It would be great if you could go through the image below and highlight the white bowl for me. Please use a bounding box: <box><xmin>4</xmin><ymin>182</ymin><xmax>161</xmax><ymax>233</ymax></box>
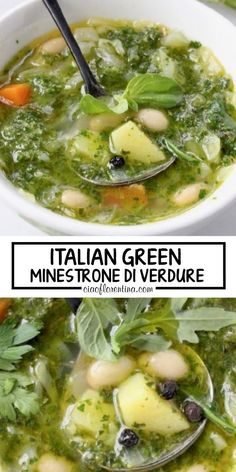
<box><xmin>0</xmin><ymin>0</ymin><xmax>236</xmax><ymax>235</ymax></box>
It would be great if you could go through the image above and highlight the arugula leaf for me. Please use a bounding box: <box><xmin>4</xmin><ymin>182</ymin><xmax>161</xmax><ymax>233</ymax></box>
<box><xmin>111</xmin><ymin>318</ymin><xmax>149</xmax><ymax>354</ymax></box>
<box><xmin>125</xmin><ymin>298</ymin><xmax>151</xmax><ymax>322</ymax></box>
<box><xmin>0</xmin><ymin>320</ymin><xmax>41</xmax><ymax>371</ymax></box>
<box><xmin>163</xmin><ymin>138</ymin><xmax>202</xmax><ymax>164</ymax></box>
<box><xmin>144</xmin><ymin>302</ymin><xmax>178</xmax><ymax>340</ymax></box>
<box><xmin>171</xmin><ymin>299</ymin><xmax>188</xmax><ymax>313</ymax></box>
<box><xmin>76</xmin><ymin>299</ymin><xmax>119</xmax><ymax>362</ymax></box>
<box><xmin>175</xmin><ymin>307</ymin><xmax>236</xmax><ymax>343</ymax></box>
<box><xmin>129</xmin><ymin>333</ymin><xmax>171</xmax><ymax>352</ymax></box>
<box><xmin>0</xmin><ymin>372</ymin><xmax>40</xmax><ymax>421</ymax></box>
<box><xmin>124</xmin><ymin>74</ymin><xmax>183</xmax><ymax>109</ymax></box>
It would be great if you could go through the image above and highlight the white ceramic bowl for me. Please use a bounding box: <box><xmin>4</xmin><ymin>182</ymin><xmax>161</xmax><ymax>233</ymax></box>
<box><xmin>0</xmin><ymin>0</ymin><xmax>236</xmax><ymax>235</ymax></box>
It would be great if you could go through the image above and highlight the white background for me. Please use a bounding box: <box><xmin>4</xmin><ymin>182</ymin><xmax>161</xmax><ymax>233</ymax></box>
<box><xmin>0</xmin><ymin>1</ymin><xmax>236</xmax><ymax>235</ymax></box>
<box><xmin>0</xmin><ymin>236</ymin><xmax>229</xmax><ymax>297</ymax></box>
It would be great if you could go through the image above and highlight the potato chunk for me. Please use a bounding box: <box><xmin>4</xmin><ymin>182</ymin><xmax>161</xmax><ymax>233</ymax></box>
<box><xmin>37</xmin><ymin>453</ymin><xmax>74</xmax><ymax>472</ymax></box>
<box><xmin>110</xmin><ymin>121</ymin><xmax>166</xmax><ymax>163</ymax></box>
<box><xmin>65</xmin><ymin>389</ymin><xmax>117</xmax><ymax>441</ymax></box>
<box><xmin>118</xmin><ymin>373</ymin><xmax>189</xmax><ymax>435</ymax></box>
<box><xmin>187</xmin><ymin>466</ymin><xmax>208</xmax><ymax>472</ymax></box>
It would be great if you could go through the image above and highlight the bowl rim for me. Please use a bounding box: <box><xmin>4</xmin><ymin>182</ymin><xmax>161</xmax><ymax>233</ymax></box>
<box><xmin>0</xmin><ymin>0</ymin><xmax>236</xmax><ymax>235</ymax></box>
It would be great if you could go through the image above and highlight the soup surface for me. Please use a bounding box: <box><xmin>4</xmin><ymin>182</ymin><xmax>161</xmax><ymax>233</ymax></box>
<box><xmin>0</xmin><ymin>19</ymin><xmax>236</xmax><ymax>225</ymax></box>
<box><xmin>1</xmin><ymin>298</ymin><xmax>236</xmax><ymax>472</ymax></box>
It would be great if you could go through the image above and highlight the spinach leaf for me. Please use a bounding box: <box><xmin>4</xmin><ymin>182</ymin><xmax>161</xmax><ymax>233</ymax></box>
<box><xmin>124</xmin><ymin>74</ymin><xmax>183</xmax><ymax>109</ymax></box>
<box><xmin>175</xmin><ymin>307</ymin><xmax>236</xmax><ymax>343</ymax></box>
<box><xmin>76</xmin><ymin>299</ymin><xmax>119</xmax><ymax>362</ymax></box>
<box><xmin>163</xmin><ymin>138</ymin><xmax>202</xmax><ymax>164</ymax></box>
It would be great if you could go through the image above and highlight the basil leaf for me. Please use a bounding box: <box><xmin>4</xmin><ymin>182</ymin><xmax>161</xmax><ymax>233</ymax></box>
<box><xmin>124</xmin><ymin>74</ymin><xmax>183</xmax><ymax>109</ymax></box>
<box><xmin>176</xmin><ymin>307</ymin><xmax>236</xmax><ymax>343</ymax></box>
<box><xmin>163</xmin><ymin>138</ymin><xmax>202</xmax><ymax>163</ymax></box>
<box><xmin>79</xmin><ymin>95</ymin><xmax>110</xmax><ymax>115</ymax></box>
<box><xmin>76</xmin><ymin>299</ymin><xmax>118</xmax><ymax>361</ymax></box>
<box><xmin>79</xmin><ymin>94</ymin><xmax>129</xmax><ymax>115</ymax></box>
<box><xmin>129</xmin><ymin>333</ymin><xmax>171</xmax><ymax>352</ymax></box>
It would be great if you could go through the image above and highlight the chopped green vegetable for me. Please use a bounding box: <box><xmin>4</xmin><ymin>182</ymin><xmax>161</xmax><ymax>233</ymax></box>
<box><xmin>163</xmin><ymin>138</ymin><xmax>203</xmax><ymax>164</ymax></box>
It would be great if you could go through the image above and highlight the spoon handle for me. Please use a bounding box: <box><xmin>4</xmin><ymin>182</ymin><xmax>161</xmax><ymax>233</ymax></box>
<box><xmin>66</xmin><ymin>298</ymin><xmax>82</xmax><ymax>313</ymax></box>
<box><xmin>42</xmin><ymin>0</ymin><xmax>105</xmax><ymax>97</ymax></box>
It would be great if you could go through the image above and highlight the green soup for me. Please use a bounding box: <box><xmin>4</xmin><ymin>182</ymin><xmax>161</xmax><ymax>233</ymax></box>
<box><xmin>0</xmin><ymin>18</ymin><xmax>236</xmax><ymax>226</ymax></box>
<box><xmin>1</xmin><ymin>298</ymin><xmax>236</xmax><ymax>472</ymax></box>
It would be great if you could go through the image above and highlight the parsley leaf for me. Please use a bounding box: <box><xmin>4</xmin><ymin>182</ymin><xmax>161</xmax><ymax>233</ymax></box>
<box><xmin>0</xmin><ymin>372</ymin><xmax>39</xmax><ymax>421</ymax></box>
<box><xmin>0</xmin><ymin>319</ymin><xmax>41</xmax><ymax>371</ymax></box>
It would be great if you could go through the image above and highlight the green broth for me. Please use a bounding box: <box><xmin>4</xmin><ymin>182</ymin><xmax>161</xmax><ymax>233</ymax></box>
<box><xmin>1</xmin><ymin>298</ymin><xmax>236</xmax><ymax>471</ymax></box>
<box><xmin>0</xmin><ymin>19</ymin><xmax>236</xmax><ymax>225</ymax></box>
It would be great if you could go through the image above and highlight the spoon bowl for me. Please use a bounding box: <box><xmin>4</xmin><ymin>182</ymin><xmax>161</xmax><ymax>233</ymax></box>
<box><xmin>72</xmin><ymin>156</ymin><xmax>176</xmax><ymax>187</ymax></box>
<box><xmin>64</xmin><ymin>306</ymin><xmax>214</xmax><ymax>472</ymax></box>
<box><xmin>100</xmin><ymin>346</ymin><xmax>214</xmax><ymax>471</ymax></box>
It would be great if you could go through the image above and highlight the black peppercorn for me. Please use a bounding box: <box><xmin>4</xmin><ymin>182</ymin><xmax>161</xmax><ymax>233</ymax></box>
<box><xmin>183</xmin><ymin>401</ymin><xmax>204</xmax><ymax>423</ymax></box>
<box><xmin>109</xmin><ymin>156</ymin><xmax>125</xmax><ymax>168</ymax></box>
<box><xmin>159</xmin><ymin>380</ymin><xmax>179</xmax><ymax>400</ymax></box>
<box><xmin>118</xmin><ymin>428</ymin><xmax>139</xmax><ymax>448</ymax></box>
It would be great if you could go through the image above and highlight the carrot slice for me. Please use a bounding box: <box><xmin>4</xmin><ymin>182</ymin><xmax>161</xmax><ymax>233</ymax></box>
<box><xmin>0</xmin><ymin>299</ymin><xmax>11</xmax><ymax>323</ymax></box>
<box><xmin>0</xmin><ymin>83</ymin><xmax>31</xmax><ymax>106</ymax></box>
<box><xmin>102</xmin><ymin>184</ymin><xmax>148</xmax><ymax>210</ymax></box>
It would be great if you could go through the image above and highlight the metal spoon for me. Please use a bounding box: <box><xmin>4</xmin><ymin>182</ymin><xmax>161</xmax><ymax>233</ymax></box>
<box><xmin>66</xmin><ymin>298</ymin><xmax>214</xmax><ymax>471</ymax></box>
<box><xmin>73</xmin><ymin>156</ymin><xmax>176</xmax><ymax>187</ymax></box>
<box><xmin>42</xmin><ymin>0</ymin><xmax>105</xmax><ymax>97</ymax></box>
<box><xmin>102</xmin><ymin>348</ymin><xmax>214</xmax><ymax>472</ymax></box>
<box><xmin>42</xmin><ymin>0</ymin><xmax>176</xmax><ymax>186</ymax></box>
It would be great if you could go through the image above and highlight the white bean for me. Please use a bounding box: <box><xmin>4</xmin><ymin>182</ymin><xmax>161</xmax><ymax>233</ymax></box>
<box><xmin>41</xmin><ymin>37</ymin><xmax>66</xmax><ymax>54</ymax></box>
<box><xmin>172</xmin><ymin>183</ymin><xmax>203</xmax><ymax>207</ymax></box>
<box><xmin>136</xmin><ymin>109</ymin><xmax>169</xmax><ymax>132</ymax></box>
<box><xmin>90</xmin><ymin>113</ymin><xmax>125</xmax><ymax>133</ymax></box>
<box><xmin>138</xmin><ymin>349</ymin><xmax>189</xmax><ymax>380</ymax></box>
<box><xmin>37</xmin><ymin>453</ymin><xmax>74</xmax><ymax>472</ymax></box>
<box><xmin>187</xmin><ymin>466</ymin><xmax>208</xmax><ymax>472</ymax></box>
<box><xmin>61</xmin><ymin>189</ymin><xmax>92</xmax><ymax>210</ymax></box>
<box><xmin>87</xmin><ymin>356</ymin><xmax>136</xmax><ymax>390</ymax></box>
